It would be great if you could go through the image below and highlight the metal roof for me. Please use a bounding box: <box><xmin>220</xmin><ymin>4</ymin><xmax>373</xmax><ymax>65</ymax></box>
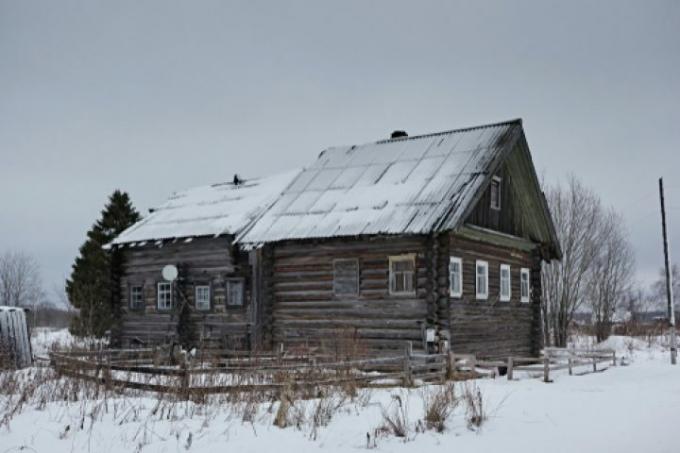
<box><xmin>238</xmin><ymin>120</ymin><xmax>524</xmax><ymax>244</ymax></box>
<box><xmin>112</xmin><ymin>170</ymin><xmax>299</xmax><ymax>245</ymax></box>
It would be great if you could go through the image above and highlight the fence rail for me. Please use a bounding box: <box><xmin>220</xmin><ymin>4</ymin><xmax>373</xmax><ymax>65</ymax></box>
<box><xmin>48</xmin><ymin>343</ymin><xmax>618</xmax><ymax>396</ymax></box>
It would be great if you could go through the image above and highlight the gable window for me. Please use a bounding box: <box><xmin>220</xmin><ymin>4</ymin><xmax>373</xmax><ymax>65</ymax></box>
<box><xmin>389</xmin><ymin>254</ymin><xmax>416</xmax><ymax>295</ymax></box>
<box><xmin>157</xmin><ymin>282</ymin><xmax>172</xmax><ymax>310</ymax></box>
<box><xmin>195</xmin><ymin>285</ymin><xmax>211</xmax><ymax>311</ymax></box>
<box><xmin>333</xmin><ymin>259</ymin><xmax>359</xmax><ymax>296</ymax></box>
<box><xmin>520</xmin><ymin>268</ymin><xmax>531</xmax><ymax>303</ymax></box>
<box><xmin>130</xmin><ymin>285</ymin><xmax>144</xmax><ymax>310</ymax></box>
<box><xmin>226</xmin><ymin>279</ymin><xmax>244</xmax><ymax>307</ymax></box>
<box><xmin>449</xmin><ymin>257</ymin><xmax>463</xmax><ymax>298</ymax></box>
<box><xmin>500</xmin><ymin>264</ymin><xmax>511</xmax><ymax>302</ymax></box>
<box><xmin>490</xmin><ymin>176</ymin><xmax>502</xmax><ymax>210</ymax></box>
<box><xmin>475</xmin><ymin>260</ymin><xmax>488</xmax><ymax>300</ymax></box>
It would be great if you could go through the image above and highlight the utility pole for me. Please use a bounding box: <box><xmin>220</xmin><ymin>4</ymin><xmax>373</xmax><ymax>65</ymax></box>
<box><xmin>659</xmin><ymin>177</ymin><xmax>677</xmax><ymax>365</ymax></box>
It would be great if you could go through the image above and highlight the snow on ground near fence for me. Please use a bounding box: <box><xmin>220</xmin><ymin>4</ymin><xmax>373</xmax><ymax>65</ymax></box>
<box><xmin>2</xmin><ymin>332</ymin><xmax>679</xmax><ymax>453</ymax></box>
<box><xmin>30</xmin><ymin>327</ymin><xmax>86</xmax><ymax>356</ymax></box>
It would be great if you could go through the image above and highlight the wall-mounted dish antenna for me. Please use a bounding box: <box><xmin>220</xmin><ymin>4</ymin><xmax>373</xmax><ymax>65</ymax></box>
<box><xmin>162</xmin><ymin>264</ymin><xmax>178</xmax><ymax>282</ymax></box>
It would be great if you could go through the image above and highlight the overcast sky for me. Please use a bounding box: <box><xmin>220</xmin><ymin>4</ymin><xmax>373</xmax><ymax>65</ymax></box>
<box><xmin>1</xmin><ymin>0</ymin><xmax>679</xmax><ymax>304</ymax></box>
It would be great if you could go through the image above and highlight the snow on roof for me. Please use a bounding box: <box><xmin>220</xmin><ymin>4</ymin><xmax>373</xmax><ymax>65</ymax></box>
<box><xmin>238</xmin><ymin>120</ymin><xmax>523</xmax><ymax>244</ymax></box>
<box><xmin>112</xmin><ymin>170</ymin><xmax>300</xmax><ymax>245</ymax></box>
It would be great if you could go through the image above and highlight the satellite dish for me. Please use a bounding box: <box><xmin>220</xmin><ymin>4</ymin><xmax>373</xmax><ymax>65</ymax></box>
<box><xmin>162</xmin><ymin>264</ymin><xmax>178</xmax><ymax>282</ymax></box>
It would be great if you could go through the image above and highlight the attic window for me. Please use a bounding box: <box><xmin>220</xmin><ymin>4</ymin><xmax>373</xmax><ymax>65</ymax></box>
<box><xmin>490</xmin><ymin>176</ymin><xmax>502</xmax><ymax>210</ymax></box>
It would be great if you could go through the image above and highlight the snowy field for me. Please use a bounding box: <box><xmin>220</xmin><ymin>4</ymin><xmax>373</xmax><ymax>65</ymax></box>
<box><xmin>1</xmin><ymin>329</ymin><xmax>679</xmax><ymax>453</ymax></box>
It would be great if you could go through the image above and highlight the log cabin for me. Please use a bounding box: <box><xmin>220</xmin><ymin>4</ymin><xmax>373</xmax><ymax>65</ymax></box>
<box><xmin>111</xmin><ymin>119</ymin><xmax>561</xmax><ymax>357</ymax></box>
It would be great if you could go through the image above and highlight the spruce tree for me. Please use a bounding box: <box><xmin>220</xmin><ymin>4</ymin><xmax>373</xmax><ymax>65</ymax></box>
<box><xmin>67</xmin><ymin>190</ymin><xmax>140</xmax><ymax>338</ymax></box>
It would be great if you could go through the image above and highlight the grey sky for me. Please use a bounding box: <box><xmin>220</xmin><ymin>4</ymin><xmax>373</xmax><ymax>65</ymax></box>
<box><xmin>1</xmin><ymin>0</ymin><xmax>679</xmax><ymax>303</ymax></box>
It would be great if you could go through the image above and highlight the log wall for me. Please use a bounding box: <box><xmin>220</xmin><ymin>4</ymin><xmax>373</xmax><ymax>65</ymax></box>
<box><xmin>448</xmin><ymin>233</ymin><xmax>538</xmax><ymax>358</ymax></box>
<box><xmin>264</xmin><ymin>236</ymin><xmax>430</xmax><ymax>353</ymax></box>
<box><xmin>118</xmin><ymin>237</ymin><xmax>251</xmax><ymax>348</ymax></box>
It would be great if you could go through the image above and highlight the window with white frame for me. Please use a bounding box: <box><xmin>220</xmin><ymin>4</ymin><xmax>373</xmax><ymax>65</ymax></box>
<box><xmin>476</xmin><ymin>260</ymin><xmax>489</xmax><ymax>300</ymax></box>
<box><xmin>490</xmin><ymin>176</ymin><xmax>502</xmax><ymax>210</ymax></box>
<box><xmin>333</xmin><ymin>259</ymin><xmax>359</xmax><ymax>296</ymax></box>
<box><xmin>226</xmin><ymin>279</ymin><xmax>244</xmax><ymax>306</ymax></box>
<box><xmin>389</xmin><ymin>255</ymin><xmax>416</xmax><ymax>295</ymax></box>
<box><xmin>520</xmin><ymin>268</ymin><xmax>531</xmax><ymax>303</ymax></box>
<box><xmin>500</xmin><ymin>264</ymin><xmax>511</xmax><ymax>302</ymax></box>
<box><xmin>195</xmin><ymin>285</ymin><xmax>211</xmax><ymax>311</ymax></box>
<box><xmin>449</xmin><ymin>257</ymin><xmax>462</xmax><ymax>298</ymax></box>
<box><xmin>157</xmin><ymin>282</ymin><xmax>172</xmax><ymax>310</ymax></box>
<box><xmin>130</xmin><ymin>285</ymin><xmax>144</xmax><ymax>310</ymax></box>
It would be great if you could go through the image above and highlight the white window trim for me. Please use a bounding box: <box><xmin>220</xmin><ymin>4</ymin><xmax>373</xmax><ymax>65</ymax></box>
<box><xmin>130</xmin><ymin>285</ymin><xmax>144</xmax><ymax>310</ymax></box>
<box><xmin>449</xmin><ymin>256</ymin><xmax>463</xmax><ymax>298</ymax></box>
<box><xmin>520</xmin><ymin>268</ymin><xmax>531</xmax><ymax>303</ymax></box>
<box><xmin>157</xmin><ymin>282</ymin><xmax>172</xmax><ymax>310</ymax></box>
<box><xmin>195</xmin><ymin>285</ymin><xmax>211</xmax><ymax>311</ymax></box>
<box><xmin>500</xmin><ymin>264</ymin><xmax>511</xmax><ymax>302</ymax></box>
<box><xmin>490</xmin><ymin>176</ymin><xmax>502</xmax><ymax>211</ymax></box>
<box><xmin>475</xmin><ymin>260</ymin><xmax>489</xmax><ymax>300</ymax></box>
<box><xmin>388</xmin><ymin>254</ymin><xmax>417</xmax><ymax>296</ymax></box>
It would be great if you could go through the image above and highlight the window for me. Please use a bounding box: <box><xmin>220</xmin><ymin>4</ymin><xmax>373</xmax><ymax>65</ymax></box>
<box><xmin>449</xmin><ymin>257</ymin><xmax>462</xmax><ymax>298</ymax></box>
<box><xmin>195</xmin><ymin>285</ymin><xmax>211</xmax><ymax>311</ymax></box>
<box><xmin>157</xmin><ymin>282</ymin><xmax>172</xmax><ymax>310</ymax></box>
<box><xmin>130</xmin><ymin>285</ymin><xmax>144</xmax><ymax>310</ymax></box>
<box><xmin>389</xmin><ymin>255</ymin><xmax>416</xmax><ymax>295</ymax></box>
<box><xmin>490</xmin><ymin>176</ymin><xmax>502</xmax><ymax>210</ymax></box>
<box><xmin>475</xmin><ymin>260</ymin><xmax>488</xmax><ymax>300</ymax></box>
<box><xmin>226</xmin><ymin>279</ymin><xmax>244</xmax><ymax>306</ymax></box>
<box><xmin>500</xmin><ymin>264</ymin><xmax>511</xmax><ymax>302</ymax></box>
<box><xmin>333</xmin><ymin>259</ymin><xmax>359</xmax><ymax>296</ymax></box>
<box><xmin>521</xmin><ymin>268</ymin><xmax>531</xmax><ymax>303</ymax></box>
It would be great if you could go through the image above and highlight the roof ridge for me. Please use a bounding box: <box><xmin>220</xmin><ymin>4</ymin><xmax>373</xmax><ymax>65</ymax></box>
<box><xmin>373</xmin><ymin>118</ymin><xmax>522</xmax><ymax>145</ymax></box>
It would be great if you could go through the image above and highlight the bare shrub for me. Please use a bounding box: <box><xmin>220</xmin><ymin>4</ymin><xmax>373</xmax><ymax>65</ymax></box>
<box><xmin>462</xmin><ymin>382</ymin><xmax>486</xmax><ymax>430</ymax></box>
<box><xmin>379</xmin><ymin>393</ymin><xmax>410</xmax><ymax>438</ymax></box>
<box><xmin>273</xmin><ymin>382</ymin><xmax>294</xmax><ymax>428</ymax></box>
<box><xmin>422</xmin><ymin>383</ymin><xmax>458</xmax><ymax>432</ymax></box>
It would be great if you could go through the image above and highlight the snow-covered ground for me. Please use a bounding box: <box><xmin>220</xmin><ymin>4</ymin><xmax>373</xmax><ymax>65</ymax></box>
<box><xmin>1</xmin><ymin>330</ymin><xmax>679</xmax><ymax>453</ymax></box>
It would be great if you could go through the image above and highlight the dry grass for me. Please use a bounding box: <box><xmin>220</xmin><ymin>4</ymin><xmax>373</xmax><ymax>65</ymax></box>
<box><xmin>422</xmin><ymin>382</ymin><xmax>458</xmax><ymax>432</ymax></box>
<box><xmin>379</xmin><ymin>393</ymin><xmax>410</xmax><ymax>438</ymax></box>
<box><xmin>462</xmin><ymin>381</ymin><xmax>486</xmax><ymax>430</ymax></box>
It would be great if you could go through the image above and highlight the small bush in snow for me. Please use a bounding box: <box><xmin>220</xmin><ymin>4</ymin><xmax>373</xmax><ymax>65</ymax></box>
<box><xmin>379</xmin><ymin>393</ymin><xmax>410</xmax><ymax>438</ymax></box>
<box><xmin>462</xmin><ymin>382</ymin><xmax>486</xmax><ymax>430</ymax></box>
<box><xmin>422</xmin><ymin>383</ymin><xmax>458</xmax><ymax>432</ymax></box>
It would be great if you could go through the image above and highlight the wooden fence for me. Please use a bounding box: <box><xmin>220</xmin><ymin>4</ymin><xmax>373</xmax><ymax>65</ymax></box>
<box><xmin>48</xmin><ymin>343</ymin><xmax>617</xmax><ymax>396</ymax></box>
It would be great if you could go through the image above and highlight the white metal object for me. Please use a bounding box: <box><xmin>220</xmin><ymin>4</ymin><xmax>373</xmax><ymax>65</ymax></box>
<box><xmin>426</xmin><ymin>328</ymin><xmax>436</xmax><ymax>343</ymax></box>
<box><xmin>162</xmin><ymin>264</ymin><xmax>178</xmax><ymax>282</ymax></box>
<box><xmin>0</xmin><ymin>306</ymin><xmax>32</xmax><ymax>368</ymax></box>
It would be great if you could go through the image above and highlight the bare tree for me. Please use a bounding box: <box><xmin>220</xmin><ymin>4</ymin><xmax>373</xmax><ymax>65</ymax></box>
<box><xmin>541</xmin><ymin>177</ymin><xmax>604</xmax><ymax>347</ymax></box>
<box><xmin>652</xmin><ymin>264</ymin><xmax>680</xmax><ymax>311</ymax></box>
<box><xmin>586</xmin><ymin>210</ymin><xmax>635</xmax><ymax>342</ymax></box>
<box><xmin>0</xmin><ymin>251</ymin><xmax>44</xmax><ymax>310</ymax></box>
<box><xmin>624</xmin><ymin>286</ymin><xmax>654</xmax><ymax>325</ymax></box>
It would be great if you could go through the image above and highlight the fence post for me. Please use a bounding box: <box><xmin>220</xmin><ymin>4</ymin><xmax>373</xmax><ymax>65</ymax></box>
<box><xmin>469</xmin><ymin>354</ymin><xmax>477</xmax><ymax>376</ymax></box>
<box><xmin>507</xmin><ymin>357</ymin><xmax>514</xmax><ymax>381</ymax></box>
<box><xmin>447</xmin><ymin>351</ymin><xmax>455</xmax><ymax>379</ymax></box>
<box><xmin>612</xmin><ymin>351</ymin><xmax>617</xmax><ymax>366</ymax></box>
<box><xmin>403</xmin><ymin>341</ymin><xmax>413</xmax><ymax>387</ymax></box>
<box><xmin>592</xmin><ymin>356</ymin><xmax>597</xmax><ymax>373</ymax></box>
<box><xmin>568</xmin><ymin>356</ymin><xmax>573</xmax><ymax>376</ymax></box>
<box><xmin>543</xmin><ymin>351</ymin><xmax>550</xmax><ymax>383</ymax></box>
